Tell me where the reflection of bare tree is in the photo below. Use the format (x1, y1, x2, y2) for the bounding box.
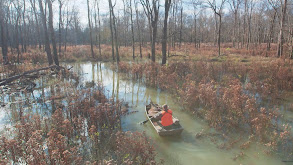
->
(100, 63, 103, 82)
(116, 72, 119, 101)
(136, 81, 140, 106)
(112, 69, 115, 98)
(132, 80, 134, 104)
(50, 85, 56, 112)
(92, 63, 95, 82)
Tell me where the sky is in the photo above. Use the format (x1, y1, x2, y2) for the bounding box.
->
(52, 0, 125, 27)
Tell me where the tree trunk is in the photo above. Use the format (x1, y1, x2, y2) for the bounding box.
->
(130, 0, 135, 60)
(277, 0, 288, 57)
(48, 0, 59, 66)
(162, 0, 171, 65)
(135, 0, 142, 58)
(22, 0, 27, 53)
(97, 2, 102, 57)
(58, 0, 63, 57)
(110, 1, 120, 63)
(15, 12, 21, 64)
(87, 0, 95, 58)
(218, 14, 221, 56)
(194, 14, 197, 49)
(151, 1, 159, 62)
(267, 11, 276, 52)
(30, 0, 42, 49)
(109, 0, 115, 61)
(38, 0, 53, 65)
(0, 4, 9, 64)
(179, 6, 183, 48)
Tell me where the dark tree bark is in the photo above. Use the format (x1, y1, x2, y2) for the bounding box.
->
(277, 0, 287, 57)
(135, 0, 142, 58)
(30, 0, 42, 49)
(207, 0, 226, 56)
(47, 0, 59, 66)
(108, 1, 115, 61)
(267, 10, 276, 52)
(129, 0, 135, 60)
(22, 0, 27, 53)
(58, 0, 63, 57)
(0, 1, 9, 64)
(97, 1, 102, 58)
(87, 0, 95, 58)
(13, 2, 21, 64)
(141, 0, 160, 62)
(109, 0, 120, 62)
(38, 0, 53, 65)
(162, 0, 171, 65)
(179, 5, 183, 48)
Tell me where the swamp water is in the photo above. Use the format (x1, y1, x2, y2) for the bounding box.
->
(0, 62, 291, 165)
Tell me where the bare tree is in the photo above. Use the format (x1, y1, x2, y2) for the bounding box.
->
(87, 0, 95, 58)
(206, 0, 226, 56)
(108, 0, 120, 62)
(135, 0, 143, 58)
(141, 0, 160, 62)
(38, 0, 53, 65)
(0, 0, 9, 64)
(276, 0, 288, 57)
(162, 0, 171, 65)
(128, 0, 136, 60)
(58, 0, 64, 56)
(29, 0, 42, 49)
(94, 0, 102, 57)
(48, 0, 59, 66)
(12, 1, 22, 63)
(228, 0, 241, 48)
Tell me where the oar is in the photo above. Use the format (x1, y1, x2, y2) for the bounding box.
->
(139, 117, 153, 125)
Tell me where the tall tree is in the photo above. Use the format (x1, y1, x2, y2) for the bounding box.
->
(162, 0, 171, 65)
(228, 0, 241, 48)
(128, 0, 136, 60)
(276, 0, 288, 57)
(38, 0, 53, 65)
(12, 1, 22, 63)
(58, 0, 63, 56)
(87, 0, 95, 58)
(108, 2, 115, 61)
(0, 0, 9, 64)
(206, 0, 226, 56)
(48, 0, 59, 66)
(29, 0, 42, 49)
(95, 0, 102, 57)
(141, 0, 160, 62)
(135, 0, 143, 58)
(108, 0, 120, 62)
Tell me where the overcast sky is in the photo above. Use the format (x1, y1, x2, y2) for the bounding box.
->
(51, 0, 125, 27)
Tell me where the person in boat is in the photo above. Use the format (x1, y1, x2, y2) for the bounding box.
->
(152, 104, 173, 127)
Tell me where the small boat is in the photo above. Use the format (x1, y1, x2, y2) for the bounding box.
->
(145, 103, 183, 136)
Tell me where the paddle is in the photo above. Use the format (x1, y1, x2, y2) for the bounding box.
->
(139, 117, 153, 125)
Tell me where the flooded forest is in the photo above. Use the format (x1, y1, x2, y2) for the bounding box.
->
(0, 0, 293, 164)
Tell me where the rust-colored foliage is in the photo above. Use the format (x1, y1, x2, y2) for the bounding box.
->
(117, 59, 293, 158)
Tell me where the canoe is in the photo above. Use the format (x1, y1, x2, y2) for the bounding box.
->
(145, 103, 183, 136)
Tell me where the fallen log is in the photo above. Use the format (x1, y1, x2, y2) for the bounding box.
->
(0, 65, 65, 86)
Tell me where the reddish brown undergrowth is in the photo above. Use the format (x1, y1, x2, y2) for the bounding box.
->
(117, 59, 293, 158)
(0, 76, 159, 164)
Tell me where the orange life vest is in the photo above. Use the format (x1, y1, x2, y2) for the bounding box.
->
(161, 109, 173, 126)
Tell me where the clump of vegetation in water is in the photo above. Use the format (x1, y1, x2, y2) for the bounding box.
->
(117, 59, 293, 159)
(0, 69, 160, 164)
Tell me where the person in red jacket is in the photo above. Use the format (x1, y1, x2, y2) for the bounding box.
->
(153, 104, 173, 127)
